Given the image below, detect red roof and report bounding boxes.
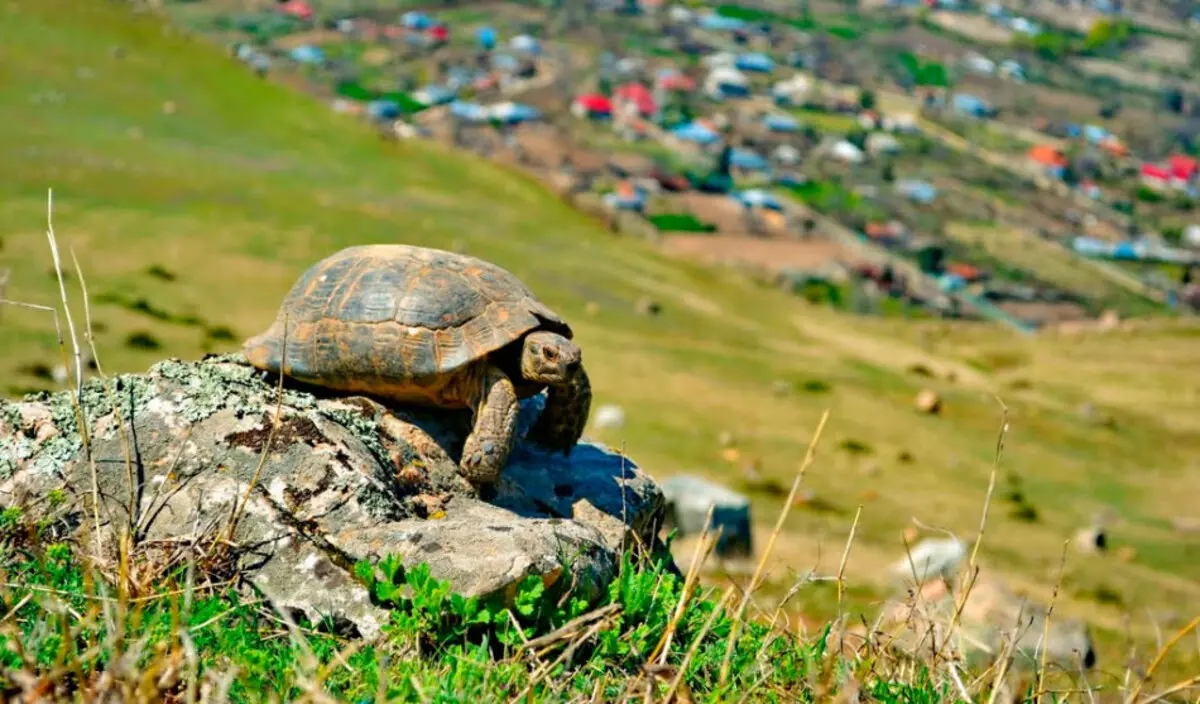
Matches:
[278,0,313,20]
[615,83,657,116]
[946,263,983,281]
[657,72,695,92]
[1142,164,1172,181]
[1169,155,1198,180]
[573,94,613,114]
[427,24,449,42]
[1027,144,1067,168]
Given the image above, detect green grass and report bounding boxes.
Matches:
[1,0,1200,695]
[647,213,717,233]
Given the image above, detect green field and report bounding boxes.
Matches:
[2,0,1200,698]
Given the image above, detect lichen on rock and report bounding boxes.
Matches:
[0,355,667,638]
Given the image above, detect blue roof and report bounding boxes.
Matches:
[671,121,720,144]
[734,189,783,209]
[402,11,433,29]
[730,149,770,171]
[476,26,497,49]
[734,52,775,73]
[491,102,541,124]
[604,187,646,210]
[897,180,938,203]
[289,45,326,64]
[449,100,488,122]
[511,34,541,54]
[366,100,401,120]
[763,114,799,132]
[698,12,748,31]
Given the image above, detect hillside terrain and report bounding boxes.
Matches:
[2,0,1200,691]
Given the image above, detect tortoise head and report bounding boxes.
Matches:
[520,331,581,385]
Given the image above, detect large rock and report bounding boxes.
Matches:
[0,355,665,639]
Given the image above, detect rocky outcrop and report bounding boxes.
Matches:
[0,355,665,639]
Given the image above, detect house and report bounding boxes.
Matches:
[1141,164,1172,190]
[858,111,881,131]
[866,132,901,155]
[951,93,992,118]
[1079,180,1102,199]
[277,0,313,21]
[571,94,614,119]
[488,102,541,124]
[449,100,489,123]
[656,68,696,92]
[289,45,326,65]
[896,179,938,204]
[946,263,984,281]
[705,67,750,100]
[830,140,865,164]
[703,51,737,69]
[730,148,770,173]
[1170,155,1199,183]
[401,11,433,30]
[772,144,801,165]
[734,189,784,210]
[999,60,1026,81]
[772,75,811,107]
[1027,144,1068,178]
[614,83,656,118]
[882,113,920,133]
[671,120,721,145]
[366,99,401,121]
[413,84,456,107]
[697,11,748,32]
[734,52,775,73]
[864,221,910,246]
[510,34,541,55]
[962,54,996,76]
[476,26,497,51]
[763,113,799,133]
[426,24,449,45]
[604,181,647,211]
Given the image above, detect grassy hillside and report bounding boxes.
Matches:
[2,0,1199,682]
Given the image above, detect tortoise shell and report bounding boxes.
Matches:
[243,244,571,405]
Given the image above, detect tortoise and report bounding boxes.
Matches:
[243,244,592,485]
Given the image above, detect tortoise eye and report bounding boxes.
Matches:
[543,347,558,361]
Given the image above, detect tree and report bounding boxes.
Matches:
[859,89,877,111]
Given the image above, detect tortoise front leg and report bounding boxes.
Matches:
[460,364,520,485]
[528,362,592,456]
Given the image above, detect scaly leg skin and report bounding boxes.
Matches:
[528,363,592,456]
[460,364,520,485]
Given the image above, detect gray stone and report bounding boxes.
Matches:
[661,474,752,558]
[0,355,666,639]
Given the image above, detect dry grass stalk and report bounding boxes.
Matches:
[1032,539,1070,702]
[647,504,720,666]
[1125,613,1200,704]
[717,409,830,687]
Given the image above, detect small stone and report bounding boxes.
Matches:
[770,379,790,396]
[1171,516,1200,533]
[591,404,626,430]
[661,475,752,558]
[635,298,662,316]
[861,461,881,477]
[915,389,941,414]
[1073,527,1107,554]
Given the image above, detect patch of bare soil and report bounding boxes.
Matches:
[929,11,1014,44]
[662,234,847,274]
[995,301,1090,325]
